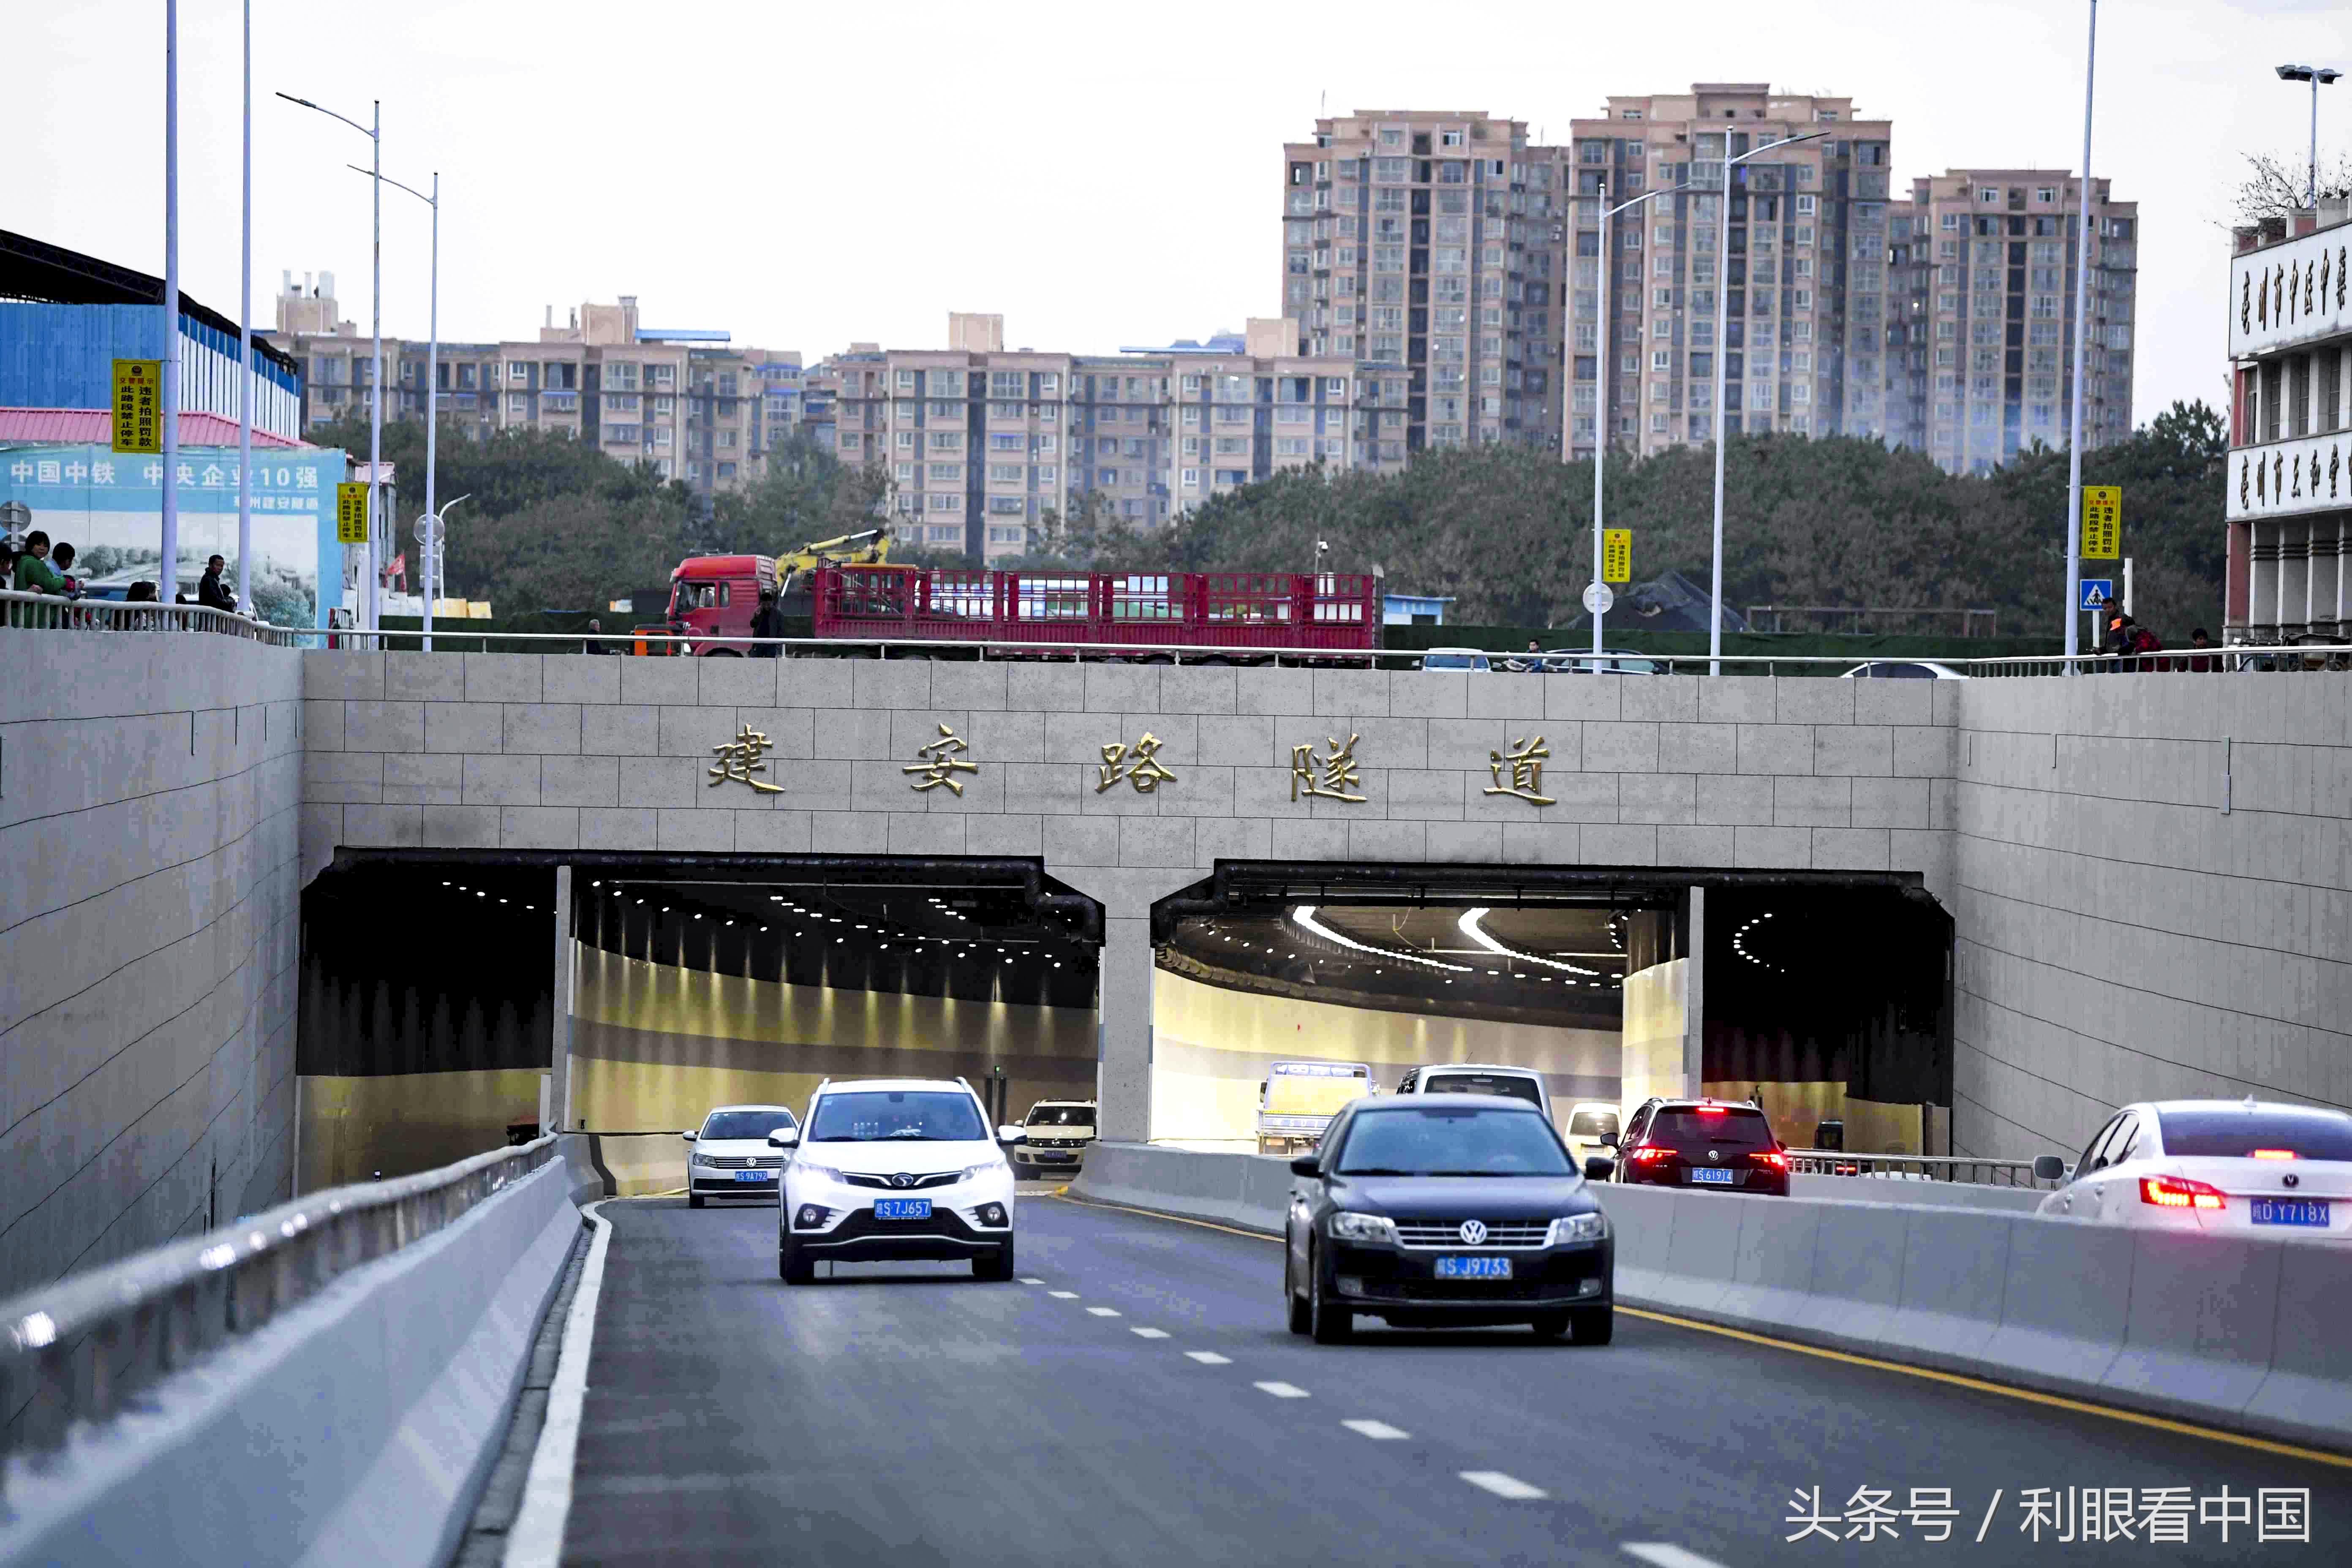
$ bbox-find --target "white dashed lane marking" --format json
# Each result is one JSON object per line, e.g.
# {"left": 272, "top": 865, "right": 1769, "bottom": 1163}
{"left": 1047, "top": 1290, "right": 1078, "bottom": 1299}
{"left": 1085, "top": 1306, "right": 1122, "bottom": 1317}
{"left": 1621, "top": 1546, "right": 1730, "bottom": 1568}
{"left": 1018, "top": 1277, "right": 1045, "bottom": 1285}
{"left": 1340, "top": 1419, "right": 1410, "bottom": 1440}
{"left": 1130, "top": 1327, "right": 1170, "bottom": 1339}
{"left": 1459, "top": 1471, "right": 1548, "bottom": 1501}
{"left": 1184, "top": 1351, "right": 1232, "bottom": 1365}
{"left": 1253, "top": 1381, "right": 1311, "bottom": 1399}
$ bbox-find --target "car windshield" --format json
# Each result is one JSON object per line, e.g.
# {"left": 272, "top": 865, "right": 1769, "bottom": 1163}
{"left": 1420, "top": 1073, "right": 1542, "bottom": 1106}
{"left": 806, "top": 1091, "right": 986, "bottom": 1143}
{"left": 1028, "top": 1105, "right": 1095, "bottom": 1127}
{"left": 1567, "top": 1109, "right": 1620, "bottom": 1139}
{"left": 1332, "top": 1106, "right": 1572, "bottom": 1177}
{"left": 2157, "top": 1108, "right": 2352, "bottom": 1161}
{"left": 701, "top": 1109, "right": 795, "bottom": 1140}
{"left": 1647, "top": 1108, "right": 1774, "bottom": 1148}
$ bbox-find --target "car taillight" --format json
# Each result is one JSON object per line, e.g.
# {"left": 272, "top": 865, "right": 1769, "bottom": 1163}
{"left": 2250, "top": 1149, "right": 2299, "bottom": 1160}
{"left": 1695, "top": 1105, "right": 1726, "bottom": 1116}
{"left": 1750, "top": 1150, "right": 1788, "bottom": 1170}
{"left": 2140, "top": 1175, "right": 2227, "bottom": 1211}
{"left": 1629, "top": 1146, "right": 1674, "bottom": 1162}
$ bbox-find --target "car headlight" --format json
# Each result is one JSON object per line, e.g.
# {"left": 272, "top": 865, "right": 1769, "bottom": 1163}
{"left": 796, "top": 1161, "right": 847, "bottom": 1184}
{"left": 1548, "top": 1211, "right": 1609, "bottom": 1245}
{"left": 961, "top": 1161, "right": 1005, "bottom": 1182}
{"left": 1326, "top": 1211, "right": 1398, "bottom": 1244}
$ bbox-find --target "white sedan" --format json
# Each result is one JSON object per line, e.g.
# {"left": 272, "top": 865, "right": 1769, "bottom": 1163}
{"left": 2033, "top": 1099, "right": 2352, "bottom": 1239}
{"left": 1840, "top": 660, "right": 1968, "bottom": 680}
{"left": 683, "top": 1103, "right": 798, "bottom": 1207}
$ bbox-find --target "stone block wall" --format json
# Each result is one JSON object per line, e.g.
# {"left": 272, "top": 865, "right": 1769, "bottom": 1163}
{"left": 0, "top": 631, "right": 303, "bottom": 1296}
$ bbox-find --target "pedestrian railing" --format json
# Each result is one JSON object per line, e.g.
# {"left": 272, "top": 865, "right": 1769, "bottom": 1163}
{"left": 0, "top": 589, "right": 311, "bottom": 646}
{"left": 0, "top": 1135, "right": 558, "bottom": 1487}
{"left": 1784, "top": 1149, "right": 2068, "bottom": 1189}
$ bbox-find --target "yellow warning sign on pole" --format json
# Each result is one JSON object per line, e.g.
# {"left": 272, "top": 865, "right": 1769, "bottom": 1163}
{"left": 2081, "top": 485, "right": 2121, "bottom": 560}
{"left": 1602, "top": 528, "right": 1633, "bottom": 584}
{"left": 335, "top": 482, "right": 371, "bottom": 545}
{"left": 111, "top": 359, "right": 163, "bottom": 454}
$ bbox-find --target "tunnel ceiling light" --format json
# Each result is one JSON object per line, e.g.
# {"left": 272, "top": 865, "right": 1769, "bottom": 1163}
{"left": 591, "top": 880, "right": 601, "bottom": 888}
{"left": 1291, "top": 906, "right": 1470, "bottom": 972}
{"left": 441, "top": 880, "right": 451, "bottom": 887}
{"left": 1457, "top": 908, "right": 1599, "bottom": 977}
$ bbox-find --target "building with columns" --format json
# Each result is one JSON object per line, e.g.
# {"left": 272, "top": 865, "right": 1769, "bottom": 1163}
{"left": 2226, "top": 197, "right": 2352, "bottom": 644}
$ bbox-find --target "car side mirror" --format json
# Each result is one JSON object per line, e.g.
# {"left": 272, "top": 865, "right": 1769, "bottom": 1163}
{"left": 2032, "top": 1154, "right": 2066, "bottom": 1181}
{"left": 1584, "top": 1156, "right": 1616, "bottom": 1181}
{"left": 1289, "top": 1155, "right": 1323, "bottom": 1177}
{"left": 681, "top": 1130, "right": 697, "bottom": 1142}
{"left": 766, "top": 1127, "right": 799, "bottom": 1149}
{"left": 1600, "top": 1136, "right": 1618, "bottom": 1150}
{"left": 998, "top": 1124, "right": 1026, "bottom": 1143}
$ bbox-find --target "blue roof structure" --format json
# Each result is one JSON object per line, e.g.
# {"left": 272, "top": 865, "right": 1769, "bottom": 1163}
{"left": 635, "top": 328, "right": 730, "bottom": 343}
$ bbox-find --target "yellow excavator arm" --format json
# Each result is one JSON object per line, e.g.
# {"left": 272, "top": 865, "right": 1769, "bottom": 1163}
{"left": 776, "top": 528, "right": 907, "bottom": 596}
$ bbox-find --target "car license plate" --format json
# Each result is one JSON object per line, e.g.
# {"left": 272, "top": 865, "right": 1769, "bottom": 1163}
{"left": 1690, "top": 1168, "right": 1734, "bottom": 1186}
{"left": 732, "top": 1170, "right": 772, "bottom": 1183}
{"left": 1039, "top": 1151, "right": 1074, "bottom": 1162}
{"left": 1434, "top": 1255, "right": 1512, "bottom": 1280}
{"left": 2251, "top": 1197, "right": 2330, "bottom": 1228}
{"left": 874, "top": 1198, "right": 932, "bottom": 1220}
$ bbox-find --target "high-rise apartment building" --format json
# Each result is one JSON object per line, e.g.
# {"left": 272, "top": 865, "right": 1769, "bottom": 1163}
{"left": 1882, "top": 171, "right": 2138, "bottom": 473}
{"left": 263, "top": 281, "right": 803, "bottom": 499}
{"left": 1282, "top": 111, "right": 1570, "bottom": 454}
{"left": 830, "top": 316, "right": 1391, "bottom": 561}
{"left": 1565, "top": 85, "right": 1894, "bottom": 461}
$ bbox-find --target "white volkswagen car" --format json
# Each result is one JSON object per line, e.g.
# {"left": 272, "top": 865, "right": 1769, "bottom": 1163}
{"left": 773, "top": 1078, "right": 1021, "bottom": 1282}
{"left": 2033, "top": 1099, "right": 2352, "bottom": 1239}
{"left": 681, "top": 1103, "right": 797, "bottom": 1208}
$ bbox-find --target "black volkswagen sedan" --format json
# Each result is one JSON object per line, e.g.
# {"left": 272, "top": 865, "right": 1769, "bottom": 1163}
{"left": 1282, "top": 1094, "right": 1614, "bottom": 1345}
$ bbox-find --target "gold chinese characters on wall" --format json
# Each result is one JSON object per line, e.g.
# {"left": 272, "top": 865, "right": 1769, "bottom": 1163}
{"left": 708, "top": 724, "right": 781, "bottom": 794}
{"left": 1290, "top": 734, "right": 1366, "bottom": 803}
{"left": 904, "top": 723, "right": 978, "bottom": 795}
{"left": 1097, "top": 733, "right": 1177, "bottom": 793}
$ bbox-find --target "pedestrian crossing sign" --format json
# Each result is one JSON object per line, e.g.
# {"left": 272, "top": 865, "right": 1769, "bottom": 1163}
{"left": 2078, "top": 579, "right": 2114, "bottom": 611}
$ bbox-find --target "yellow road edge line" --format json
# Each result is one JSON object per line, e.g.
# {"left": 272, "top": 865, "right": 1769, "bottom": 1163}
{"left": 1056, "top": 1193, "right": 2350, "bottom": 1469}
{"left": 1617, "top": 1307, "right": 2352, "bottom": 1472}
{"left": 1048, "top": 1190, "right": 1282, "bottom": 1244}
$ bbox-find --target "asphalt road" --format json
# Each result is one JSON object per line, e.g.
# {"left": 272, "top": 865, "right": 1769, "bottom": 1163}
{"left": 560, "top": 1192, "right": 2349, "bottom": 1567}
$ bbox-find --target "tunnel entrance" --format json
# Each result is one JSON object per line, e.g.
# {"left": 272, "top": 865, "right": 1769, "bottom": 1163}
{"left": 1146, "top": 865, "right": 1952, "bottom": 1157}
{"left": 298, "top": 853, "right": 1101, "bottom": 1189}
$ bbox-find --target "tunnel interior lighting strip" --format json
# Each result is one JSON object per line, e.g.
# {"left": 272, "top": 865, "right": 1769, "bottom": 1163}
{"left": 1456, "top": 908, "right": 1601, "bottom": 976}
{"left": 1290, "top": 906, "right": 1471, "bottom": 972}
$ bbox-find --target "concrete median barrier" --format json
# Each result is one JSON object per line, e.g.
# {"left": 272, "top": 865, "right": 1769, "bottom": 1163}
{"left": 1065, "top": 1145, "right": 2352, "bottom": 1455}
{"left": 1791, "top": 1173, "right": 2044, "bottom": 1212}
{"left": 2, "top": 1152, "right": 586, "bottom": 1568}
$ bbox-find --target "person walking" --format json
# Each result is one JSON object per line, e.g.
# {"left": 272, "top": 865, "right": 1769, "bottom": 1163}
{"left": 749, "top": 589, "right": 787, "bottom": 657}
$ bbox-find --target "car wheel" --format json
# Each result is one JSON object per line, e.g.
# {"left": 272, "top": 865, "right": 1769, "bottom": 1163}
{"left": 975, "top": 1236, "right": 1015, "bottom": 1281}
{"left": 1570, "top": 1306, "right": 1613, "bottom": 1345}
{"left": 1529, "top": 1313, "right": 1570, "bottom": 1340}
{"left": 1285, "top": 1241, "right": 1311, "bottom": 1336}
{"left": 778, "top": 1235, "right": 814, "bottom": 1284}
{"left": 1308, "top": 1244, "right": 1352, "bottom": 1345}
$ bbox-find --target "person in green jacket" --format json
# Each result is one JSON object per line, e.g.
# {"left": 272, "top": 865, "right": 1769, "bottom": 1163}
{"left": 11, "top": 531, "right": 66, "bottom": 595}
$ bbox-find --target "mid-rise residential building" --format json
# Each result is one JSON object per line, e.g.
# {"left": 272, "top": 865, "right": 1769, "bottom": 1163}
{"left": 263, "top": 280, "right": 802, "bottom": 498}
{"left": 2224, "top": 198, "right": 2352, "bottom": 644}
{"left": 1282, "top": 110, "right": 1570, "bottom": 455}
{"left": 830, "top": 315, "right": 1396, "bottom": 560}
{"left": 1565, "top": 84, "right": 1894, "bottom": 460}
{"left": 1883, "top": 171, "right": 2138, "bottom": 473}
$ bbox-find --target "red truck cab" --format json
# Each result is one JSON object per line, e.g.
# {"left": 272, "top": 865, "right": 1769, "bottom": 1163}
{"left": 659, "top": 554, "right": 779, "bottom": 655}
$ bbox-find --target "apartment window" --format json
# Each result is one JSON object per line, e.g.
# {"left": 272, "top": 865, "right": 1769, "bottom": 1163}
{"left": 928, "top": 432, "right": 961, "bottom": 450}
{"left": 926, "top": 493, "right": 961, "bottom": 512}
{"left": 1181, "top": 468, "right": 1200, "bottom": 487}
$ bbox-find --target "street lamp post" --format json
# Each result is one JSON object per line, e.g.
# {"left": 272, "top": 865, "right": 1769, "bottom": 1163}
{"left": 161, "top": 0, "right": 180, "bottom": 602}
{"left": 1589, "top": 177, "right": 1695, "bottom": 659}
{"left": 2064, "top": 4, "right": 2101, "bottom": 669}
{"left": 276, "top": 91, "right": 381, "bottom": 636}
{"left": 1707, "top": 129, "right": 1830, "bottom": 675}
{"left": 2275, "top": 64, "right": 2343, "bottom": 210}
{"left": 354, "top": 166, "right": 438, "bottom": 648}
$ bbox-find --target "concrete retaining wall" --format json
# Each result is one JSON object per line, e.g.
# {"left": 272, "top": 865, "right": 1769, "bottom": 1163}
{"left": 0, "top": 631, "right": 305, "bottom": 1298}
{"left": 1070, "top": 1143, "right": 2350, "bottom": 1454}
{"left": 0, "top": 1140, "right": 589, "bottom": 1568}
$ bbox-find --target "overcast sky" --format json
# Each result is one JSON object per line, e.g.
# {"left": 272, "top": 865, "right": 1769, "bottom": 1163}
{"left": 6, "top": 0, "right": 2347, "bottom": 427}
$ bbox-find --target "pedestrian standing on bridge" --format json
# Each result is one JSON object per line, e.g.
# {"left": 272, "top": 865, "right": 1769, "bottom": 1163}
{"left": 750, "top": 589, "right": 786, "bottom": 657}
{"left": 584, "top": 617, "right": 610, "bottom": 656}
{"left": 197, "top": 555, "right": 237, "bottom": 614}
{"left": 11, "top": 532, "right": 65, "bottom": 596}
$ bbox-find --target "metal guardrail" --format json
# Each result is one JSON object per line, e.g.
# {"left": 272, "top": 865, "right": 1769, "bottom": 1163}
{"left": 0, "top": 589, "right": 311, "bottom": 646}
{"left": 1784, "top": 1149, "right": 2068, "bottom": 1190}
{"left": 11, "top": 591, "right": 2347, "bottom": 676}
{"left": 0, "top": 1135, "right": 558, "bottom": 1482}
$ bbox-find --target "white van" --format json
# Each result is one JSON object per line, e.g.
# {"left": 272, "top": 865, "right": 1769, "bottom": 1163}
{"left": 1563, "top": 1102, "right": 1623, "bottom": 1168}
{"left": 1391, "top": 1064, "right": 1552, "bottom": 1125}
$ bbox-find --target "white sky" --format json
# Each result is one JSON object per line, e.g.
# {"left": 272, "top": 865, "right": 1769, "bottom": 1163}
{"left": 5, "top": 0, "right": 2347, "bottom": 427}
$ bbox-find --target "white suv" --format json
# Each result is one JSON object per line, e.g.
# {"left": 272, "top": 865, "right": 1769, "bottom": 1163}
{"left": 1012, "top": 1100, "right": 1097, "bottom": 1175}
{"left": 773, "top": 1077, "right": 1021, "bottom": 1283}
